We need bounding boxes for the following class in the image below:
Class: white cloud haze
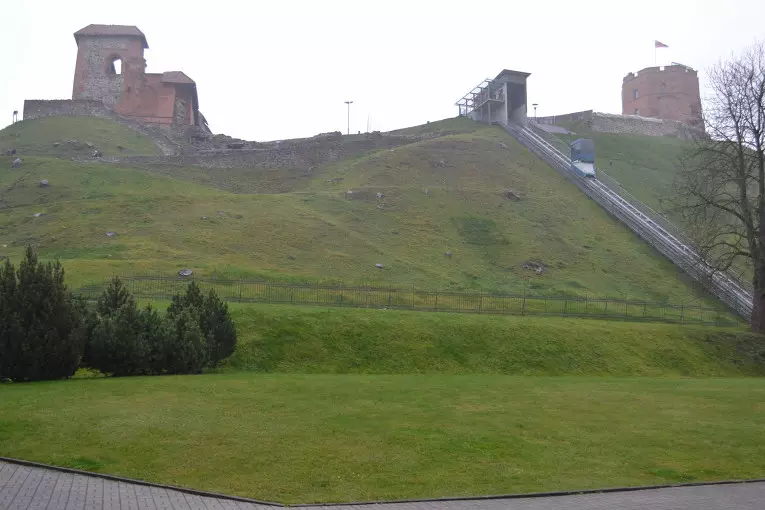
[1,0,763,140]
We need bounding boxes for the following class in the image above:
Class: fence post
[339,283,344,307]
[680,304,685,324]
[238,281,243,302]
[434,289,438,311]
[411,285,415,310]
[643,302,647,318]
[563,298,567,316]
[521,287,526,316]
[478,292,483,314]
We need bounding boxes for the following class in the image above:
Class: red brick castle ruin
[24,24,211,136]
[534,62,703,139]
[622,63,702,127]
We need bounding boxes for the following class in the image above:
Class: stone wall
[536,110,594,126]
[536,109,701,139]
[72,36,138,108]
[78,132,436,171]
[590,112,700,139]
[23,99,115,120]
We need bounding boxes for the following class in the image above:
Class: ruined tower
[622,63,702,127]
[71,24,207,131]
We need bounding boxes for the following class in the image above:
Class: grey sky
[2,0,764,141]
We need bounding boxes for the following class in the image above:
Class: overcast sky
[2,0,763,141]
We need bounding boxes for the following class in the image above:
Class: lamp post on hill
[12,110,18,123]
[532,103,538,121]
[344,100,353,135]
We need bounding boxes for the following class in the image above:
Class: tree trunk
[752,292,765,333]
[752,264,765,333]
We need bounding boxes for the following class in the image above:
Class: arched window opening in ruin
[107,56,123,75]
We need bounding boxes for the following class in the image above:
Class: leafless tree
[675,41,765,332]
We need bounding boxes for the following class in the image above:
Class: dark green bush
[0,247,86,382]
[202,290,237,366]
[141,304,172,375]
[88,301,151,376]
[167,281,204,315]
[163,308,208,374]
[168,282,237,368]
[86,279,169,376]
[97,275,133,317]
[84,278,236,376]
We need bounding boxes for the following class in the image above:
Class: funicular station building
[456,69,531,125]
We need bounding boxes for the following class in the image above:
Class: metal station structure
[456,70,753,319]
[456,69,531,125]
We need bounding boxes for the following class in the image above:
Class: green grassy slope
[1,374,763,503]
[389,116,482,136]
[549,121,753,279]
[1,116,160,157]
[0,116,717,304]
[225,304,760,375]
[554,120,688,214]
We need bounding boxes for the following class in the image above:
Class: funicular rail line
[502,122,753,319]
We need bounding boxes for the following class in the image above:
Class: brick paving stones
[1,461,763,510]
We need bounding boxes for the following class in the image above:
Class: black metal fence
[73,276,738,326]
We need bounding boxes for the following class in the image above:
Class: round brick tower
[622,63,702,127]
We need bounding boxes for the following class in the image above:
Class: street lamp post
[532,103,538,120]
[344,101,353,135]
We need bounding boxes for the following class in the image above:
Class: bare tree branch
[673,41,765,332]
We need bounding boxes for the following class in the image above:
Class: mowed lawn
[1,374,764,503]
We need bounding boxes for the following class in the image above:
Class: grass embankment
[555,120,688,214]
[224,304,759,375]
[0,116,160,157]
[1,374,763,503]
[0,116,719,307]
[551,121,754,280]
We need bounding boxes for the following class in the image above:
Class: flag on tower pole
[655,40,669,65]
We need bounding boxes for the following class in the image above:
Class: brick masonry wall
[622,65,702,125]
[72,36,140,108]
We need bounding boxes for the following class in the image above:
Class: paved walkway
[1,460,764,510]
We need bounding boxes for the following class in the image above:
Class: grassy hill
[0,115,719,305]
[0,116,160,157]
[548,119,688,215]
[542,120,754,280]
